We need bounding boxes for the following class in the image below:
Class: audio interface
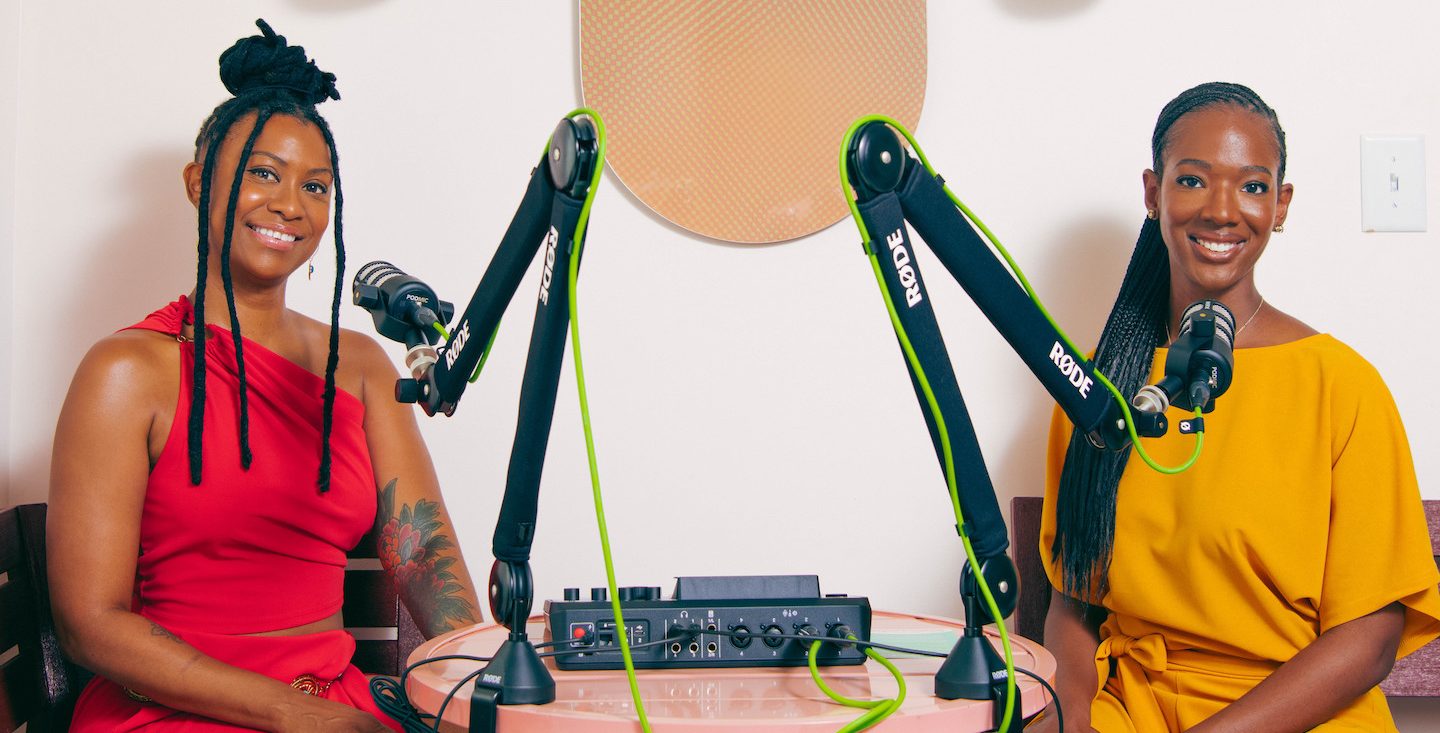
[544,575,871,670]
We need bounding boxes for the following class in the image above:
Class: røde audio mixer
[544,575,871,671]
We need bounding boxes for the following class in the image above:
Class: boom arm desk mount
[841,118,1175,731]
[354,111,604,733]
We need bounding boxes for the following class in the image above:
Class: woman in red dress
[49,20,480,731]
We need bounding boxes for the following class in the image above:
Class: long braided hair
[188,19,346,492]
[1052,82,1287,601]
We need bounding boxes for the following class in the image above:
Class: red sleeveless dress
[69,297,401,731]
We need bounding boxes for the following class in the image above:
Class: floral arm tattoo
[376,479,480,637]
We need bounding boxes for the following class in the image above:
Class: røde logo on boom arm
[442,321,470,370]
[1048,341,1094,398]
[537,227,560,306]
[885,228,923,307]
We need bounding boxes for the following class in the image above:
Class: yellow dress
[1039,334,1440,731]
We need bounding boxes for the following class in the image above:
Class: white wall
[0,0,19,510]
[11,1,1439,727]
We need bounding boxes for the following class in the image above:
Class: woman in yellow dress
[1030,82,1440,732]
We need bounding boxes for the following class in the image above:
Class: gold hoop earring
[1272,223,1285,233]
[1146,209,1157,220]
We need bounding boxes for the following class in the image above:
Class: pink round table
[404,610,1055,731]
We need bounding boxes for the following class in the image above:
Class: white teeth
[252,225,297,242]
[1196,238,1238,253]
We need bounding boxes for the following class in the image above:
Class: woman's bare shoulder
[287,310,401,403]
[56,329,180,460]
[337,327,406,411]
[340,326,397,372]
[73,329,179,394]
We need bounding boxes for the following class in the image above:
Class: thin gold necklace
[1167,297,1265,343]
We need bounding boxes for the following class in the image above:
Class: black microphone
[1133,300,1236,415]
[352,261,456,346]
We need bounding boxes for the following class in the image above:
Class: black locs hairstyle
[1051,82,1286,601]
[189,19,345,492]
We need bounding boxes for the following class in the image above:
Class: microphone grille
[1179,299,1236,347]
[355,260,403,288]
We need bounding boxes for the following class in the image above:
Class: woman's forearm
[374,477,481,638]
[1189,603,1403,733]
[58,607,363,731]
[1040,588,1104,730]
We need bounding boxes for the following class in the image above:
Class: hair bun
[218,19,340,105]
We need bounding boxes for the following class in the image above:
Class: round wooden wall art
[580,1,927,244]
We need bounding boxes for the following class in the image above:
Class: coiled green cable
[807,638,906,731]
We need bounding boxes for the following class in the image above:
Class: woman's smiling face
[1144,104,1293,307]
[186,112,334,288]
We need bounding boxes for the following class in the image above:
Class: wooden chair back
[1009,496,1049,645]
[0,504,85,732]
[1381,500,1440,696]
[344,525,425,676]
[0,502,423,733]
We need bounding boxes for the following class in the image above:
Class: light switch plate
[1360,135,1426,232]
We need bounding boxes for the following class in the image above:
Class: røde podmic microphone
[352,261,455,346]
[1132,300,1236,415]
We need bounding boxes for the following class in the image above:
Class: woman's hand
[1037,588,1105,733]
[1025,704,1101,733]
[1182,603,1403,733]
[274,697,392,733]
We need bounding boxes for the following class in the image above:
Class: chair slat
[1384,641,1440,696]
[352,640,399,677]
[349,527,380,559]
[0,509,20,577]
[0,583,32,652]
[343,570,399,627]
[344,520,430,675]
[398,601,426,670]
[1424,501,1440,557]
[1,651,42,730]
[1383,500,1440,697]
[1009,496,1048,644]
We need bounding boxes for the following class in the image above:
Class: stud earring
[1146,209,1157,220]
[1272,223,1285,233]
